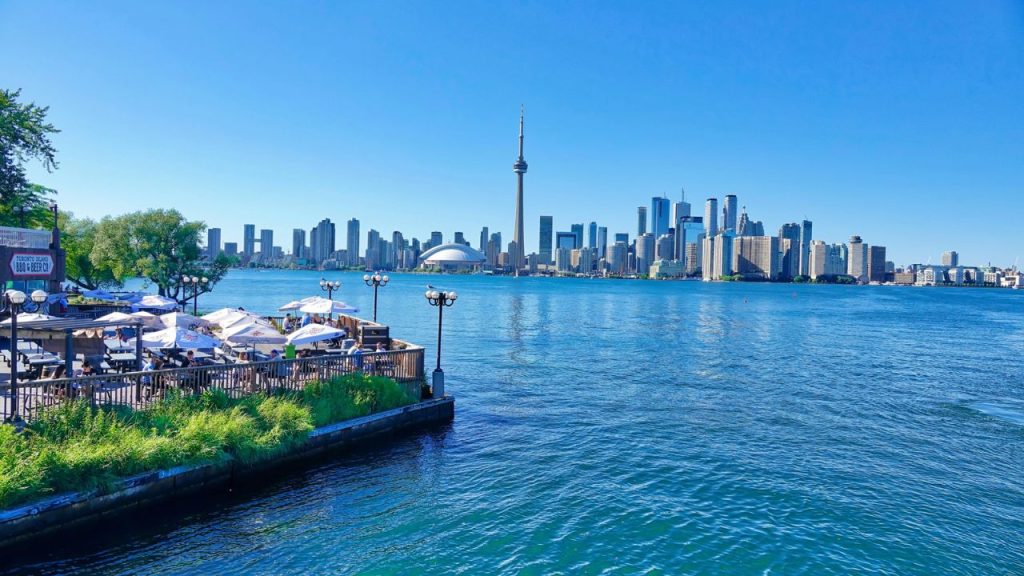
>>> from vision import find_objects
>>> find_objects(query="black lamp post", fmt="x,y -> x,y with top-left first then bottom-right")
4,289 -> 48,423
180,276 -> 209,315
424,288 -> 457,398
363,272 -> 389,322
320,279 -> 341,300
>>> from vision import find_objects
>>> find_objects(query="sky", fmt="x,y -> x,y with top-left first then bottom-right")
2,0 -> 1022,266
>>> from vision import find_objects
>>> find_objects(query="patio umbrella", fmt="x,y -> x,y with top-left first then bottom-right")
95,311 -> 136,324
298,297 -> 358,315
0,312 -> 56,325
82,288 -> 115,301
141,327 -> 221,349
223,323 -> 287,346
278,296 -> 321,311
203,308 -> 260,329
131,294 -> 178,312
159,312 -> 211,329
130,311 -> 166,329
286,323 -> 345,346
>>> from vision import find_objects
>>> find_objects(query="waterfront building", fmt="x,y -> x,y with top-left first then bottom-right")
223,242 -> 238,257
777,223 -> 801,279
291,229 -> 306,259
556,231 -> 577,251
671,199 -> 691,234
512,107 -> 528,271
704,198 -> 718,237
868,245 -> 887,282
685,242 -> 700,275
737,208 -> 753,236
597,226 -> 608,260
392,231 -> 406,269
649,259 -> 686,279
430,231 -> 443,248
651,197 -> 670,238
555,247 -> 572,273
799,220 -> 812,277
809,241 -> 847,279
479,227 -> 489,253
655,233 -> 674,262
243,224 -> 256,256
486,232 -> 502,266
847,236 -> 868,282
636,233 -> 655,275
608,241 -> 628,275
311,218 -> 336,264
614,232 -> 629,246
894,271 -> 916,285
588,222 -> 598,250
454,231 -> 466,246
539,215 -> 553,265
723,194 -> 738,232
345,219 -> 360,267
636,207 -> 647,236
732,235 -> 779,280
702,232 -> 734,281
571,223 -> 584,250
527,253 -> 540,274
207,228 -> 221,259
419,243 -> 486,271
572,247 -> 595,274
942,251 -> 959,267
365,229 -> 381,270
259,229 -> 273,262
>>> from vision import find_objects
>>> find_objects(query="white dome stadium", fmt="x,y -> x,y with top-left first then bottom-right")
419,243 -> 487,269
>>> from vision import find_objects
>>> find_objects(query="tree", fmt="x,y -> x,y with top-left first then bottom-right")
91,209 -> 233,303
59,212 -> 120,290
0,89 -> 59,228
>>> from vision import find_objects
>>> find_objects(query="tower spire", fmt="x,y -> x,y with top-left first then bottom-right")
512,106 -> 528,274
518,105 -> 525,160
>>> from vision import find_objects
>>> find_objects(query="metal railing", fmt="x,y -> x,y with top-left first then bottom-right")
1,347 -> 425,422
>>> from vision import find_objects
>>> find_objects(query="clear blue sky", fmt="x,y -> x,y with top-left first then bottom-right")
2,0 -> 1022,265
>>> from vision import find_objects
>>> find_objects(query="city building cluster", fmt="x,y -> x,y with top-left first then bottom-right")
200,109 -> 1022,289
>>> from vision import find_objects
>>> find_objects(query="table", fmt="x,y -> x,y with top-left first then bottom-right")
104,339 -> 136,353
108,353 -> 137,372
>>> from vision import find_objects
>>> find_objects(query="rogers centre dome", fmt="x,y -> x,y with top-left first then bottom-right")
419,243 -> 487,270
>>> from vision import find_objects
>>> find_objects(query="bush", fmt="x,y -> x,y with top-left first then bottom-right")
0,374 -> 416,509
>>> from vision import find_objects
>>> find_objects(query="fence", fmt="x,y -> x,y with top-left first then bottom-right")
1,347 -> 426,422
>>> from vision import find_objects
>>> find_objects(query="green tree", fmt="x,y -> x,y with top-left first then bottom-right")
91,209 -> 233,303
59,212 -> 120,290
0,89 -> 59,228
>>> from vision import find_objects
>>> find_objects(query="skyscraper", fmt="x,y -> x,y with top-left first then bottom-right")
733,235 -> 779,280
539,216 -> 553,265
366,229 -> 381,270
942,251 -> 959,267
588,222 -> 597,249
723,194 -> 738,232
243,224 -> 256,257
311,218 -> 336,264
512,106 -> 528,271
650,197 -> 670,238
847,236 -> 868,282
479,227 -> 489,253
778,223 -> 801,279
454,231 -> 466,245
637,207 -> 647,236
346,218 -> 360,267
868,245 -> 887,282
597,227 -> 608,260
799,220 -> 813,277
704,198 -> 718,237
259,229 -> 273,261
571,223 -> 584,249
636,233 -> 655,275
206,228 -> 221,259
556,231 -> 577,250
291,228 -> 306,259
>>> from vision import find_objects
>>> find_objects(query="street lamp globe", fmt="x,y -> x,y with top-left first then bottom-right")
190,276 -> 199,283
201,277 -> 209,284
382,275 -> 389,283
448,291 -> 457,301
319,280 -> 327,288
8,290 -> 26,305
30,290 -> 48,304
363,274 -> 371,282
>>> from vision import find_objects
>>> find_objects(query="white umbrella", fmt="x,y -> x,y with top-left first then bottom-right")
286,323 -> 345,346
201,307 -> 255,325
224,323 -> 287,345
1,312 -> 56,325
278,296 -> 321,311
142,327 -> 221,349
96,311 -> 137,324
220,318 -> 274,339
130,311 -> 166,329
131,294 -> 178,311
160,312 -> 211,329
298,297 -> 358,315
209,310 -> 260,330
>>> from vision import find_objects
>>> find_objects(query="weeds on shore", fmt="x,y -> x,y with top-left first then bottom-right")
0,373 -> 416,509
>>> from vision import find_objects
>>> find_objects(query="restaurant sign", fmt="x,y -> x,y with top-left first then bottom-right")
9,253 -> 55,277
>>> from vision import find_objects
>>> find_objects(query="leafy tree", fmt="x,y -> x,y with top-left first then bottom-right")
91,209 -> 233,303
0,89 -> 59,228
59,212 -> 120,290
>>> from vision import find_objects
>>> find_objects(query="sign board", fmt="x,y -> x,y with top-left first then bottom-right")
0,226 -> 51,249
9,253 -> 54,277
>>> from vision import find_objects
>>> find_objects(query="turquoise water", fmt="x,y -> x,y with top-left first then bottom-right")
14,270 -> 1024,574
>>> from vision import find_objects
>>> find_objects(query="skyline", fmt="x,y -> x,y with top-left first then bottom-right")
3,1 -> 1023,265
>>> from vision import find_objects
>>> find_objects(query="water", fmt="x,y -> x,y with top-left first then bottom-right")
13,271 -> 1024,574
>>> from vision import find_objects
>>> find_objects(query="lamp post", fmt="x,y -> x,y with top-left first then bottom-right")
363,272 -> 389,322
424,289 -> 456,398
320,279 -> 341,300
180,276 -> 209,315
5,289 -> 47,423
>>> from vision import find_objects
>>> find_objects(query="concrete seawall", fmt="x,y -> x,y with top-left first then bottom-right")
0,396 -> 455,548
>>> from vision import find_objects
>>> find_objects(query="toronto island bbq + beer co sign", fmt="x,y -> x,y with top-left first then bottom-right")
9,253 -> 55,277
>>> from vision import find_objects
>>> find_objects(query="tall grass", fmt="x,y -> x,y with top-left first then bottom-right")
0,374 -> 416,509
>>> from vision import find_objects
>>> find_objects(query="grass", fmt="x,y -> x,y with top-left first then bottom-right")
0,373 -> 417,509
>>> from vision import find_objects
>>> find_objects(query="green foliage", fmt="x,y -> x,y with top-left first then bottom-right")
0,375 -> 413,509
0,89 -> 60,229
90,209 -> 232,302
58,211 -> 121,290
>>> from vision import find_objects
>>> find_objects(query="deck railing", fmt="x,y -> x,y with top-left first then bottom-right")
1,347 -> 425,422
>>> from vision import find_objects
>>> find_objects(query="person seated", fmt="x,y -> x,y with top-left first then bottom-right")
375,342 -> 387,353
182,350 -> 198,368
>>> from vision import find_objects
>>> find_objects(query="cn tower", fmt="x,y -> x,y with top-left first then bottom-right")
512,106 -> 527,271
